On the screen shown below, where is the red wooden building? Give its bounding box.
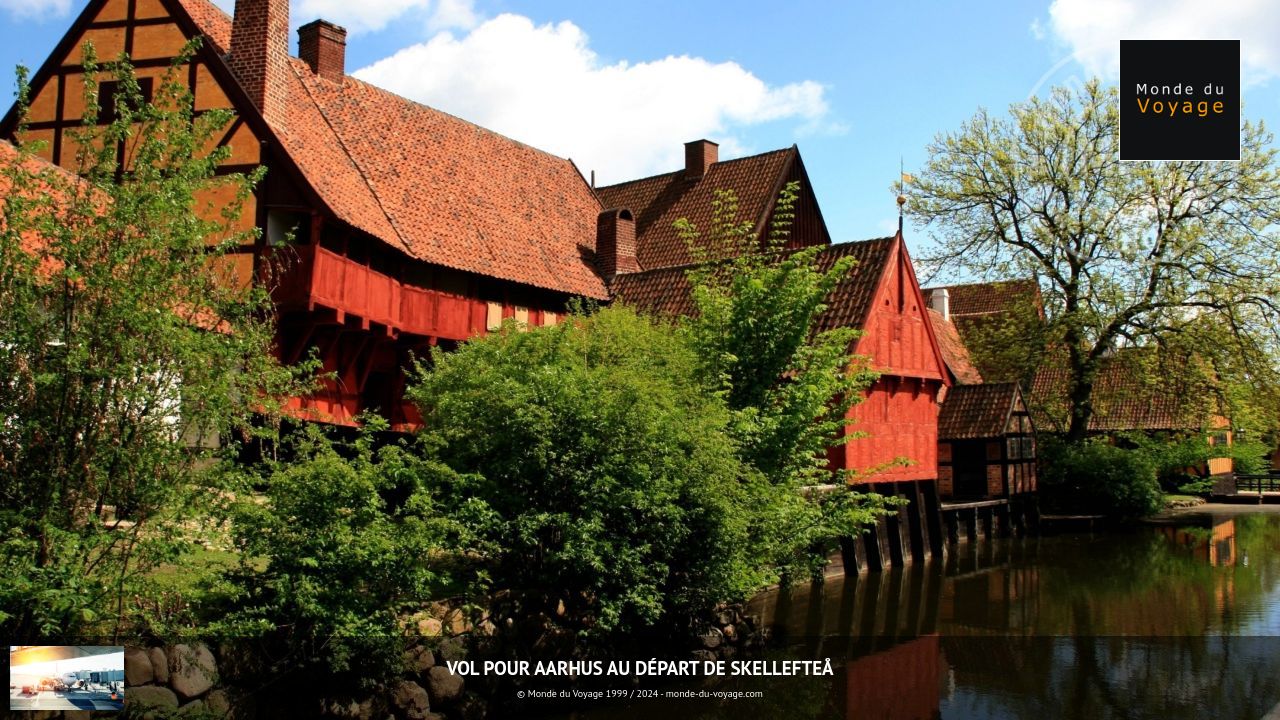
[2,0,610,429]
[6,0,964,562]
[598,144,951,486]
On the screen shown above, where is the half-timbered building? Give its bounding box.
[5,0,993,567]
[1,0,609,429]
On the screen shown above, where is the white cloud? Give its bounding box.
[1029,18,1046,42]
[1045,0,1280,85]
[354,13,832,185]
[0,0,71,20]
[426,0,478,32]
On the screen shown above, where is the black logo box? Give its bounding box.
[1120,39,1240,161]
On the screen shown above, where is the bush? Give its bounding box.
[1039,439,1163,518]
[1229,440,1272,475]
[216,424,452,682]
[407,306,759,642]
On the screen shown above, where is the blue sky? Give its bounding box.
[2,0,1277,277]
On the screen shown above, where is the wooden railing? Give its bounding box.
[1235,473,1280,493]
[269,244,480,340]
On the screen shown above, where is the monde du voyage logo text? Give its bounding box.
[1120,40,1240,161]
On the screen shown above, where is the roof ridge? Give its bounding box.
[829,236,897,248]
[596,147,794,191]
[924,277,1038,291]
[288,60,413,256]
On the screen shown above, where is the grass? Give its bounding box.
[1162,494,1205,508]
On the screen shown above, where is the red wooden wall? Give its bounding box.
[837,237,948,483]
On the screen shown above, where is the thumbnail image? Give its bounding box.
[9,646,124,712]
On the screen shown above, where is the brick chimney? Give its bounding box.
[684,139,718,178]
[298,20,347,82]
[229,0,290,128]
[597,209,639,279]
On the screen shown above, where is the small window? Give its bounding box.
[267,210,310,246]
[97,78,153,124]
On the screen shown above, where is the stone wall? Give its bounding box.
[124,643,230,716]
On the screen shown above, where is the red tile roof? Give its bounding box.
[0,140,94,258]
[1028,354,1214,433]
[928,308,983,385]
[596,148,795,270]
[938,383,1021,440]
[177,0,232,53]
[923,279,1042,318]
[175,0,608,299]
[612,237,898,336]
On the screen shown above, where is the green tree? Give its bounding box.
[677,181,892,580]
[406,306,760,642]
[216,423,451,681]
[0,45,299,639]
[906,80,1280,443]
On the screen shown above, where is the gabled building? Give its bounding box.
[598,146,951,485]
[2,0,608,428]
[936,383,1036,501]
[6,0,966,511]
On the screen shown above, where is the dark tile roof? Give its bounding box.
[923,279,1041,317]
[596,149,794,270]
[928,308,983,385]
[938,383,1020,440]
[1028,354,1213,433]
[176,0,608,299]
[810,238,897,333]
[612,238,898,334]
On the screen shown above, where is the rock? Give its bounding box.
[391,680,432,719]
[404,645,436,674]
[426,666,464,704]
[205,689,231,716]
[125,646,154,686]
[167,643,218,700]
[177,699,206,716]
[436,637,466,663]
[64,712,91,720]
[418,618,444,637]
[127,685,180,712]
[699,627,724,649]
[149,647,170,684]
[691,650,716,663]
[322,698,360,718]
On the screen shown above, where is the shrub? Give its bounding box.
[1039,439,1163,518]
[1229,440,1272,475]
[216,424,452,682]
[407,306,759,643]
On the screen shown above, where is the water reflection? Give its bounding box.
[560,514,1280,719]
[740,512,1280,719]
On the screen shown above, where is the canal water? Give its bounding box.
[570,510,1280,719]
